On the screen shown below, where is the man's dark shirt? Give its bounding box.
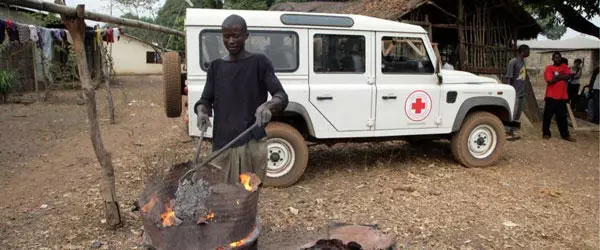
[195,53,288,151]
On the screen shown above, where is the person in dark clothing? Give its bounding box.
[194,14,289,184]
[504,44,530,141]
[585,66,599,124]
[542,52,576,142]
[568,58,583,111]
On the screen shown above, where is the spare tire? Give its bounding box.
[163,52,182,118]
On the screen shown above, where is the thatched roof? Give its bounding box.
[270,0,541,39]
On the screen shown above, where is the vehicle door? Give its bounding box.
[374,33,441,130]
[309,30,375,132]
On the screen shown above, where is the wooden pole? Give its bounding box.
[3,0,184,37]
[458,0,465,70]
[59,4,122,228]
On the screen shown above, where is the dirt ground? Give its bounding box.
[0,76,598,249]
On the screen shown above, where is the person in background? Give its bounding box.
[568,58,583,111]
[542,52,576,142]
[504,44,530,140]
[585,66,599,124]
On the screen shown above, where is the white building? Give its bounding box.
[110,34,165,75]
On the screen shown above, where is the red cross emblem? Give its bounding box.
[404,90,432,122]
[411,98,426,114]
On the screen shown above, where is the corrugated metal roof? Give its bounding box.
[518,36,600,51]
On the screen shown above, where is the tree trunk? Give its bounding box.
[60,4,122,228]
[100,45,116,124]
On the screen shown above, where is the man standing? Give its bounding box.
[568,58,583,111]
[542,52,576,142]
[504,44,530,140]
[194,14,289,183]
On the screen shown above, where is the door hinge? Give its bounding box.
[367,118,375,127]
[435,116,442,125]
[366,76,375,85]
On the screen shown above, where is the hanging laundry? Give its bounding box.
[95,27,102,49]
[16,23,30,42]
[52,28,63,43]
[112,27,120,41]
[6,20,19,42]
[0,20,6,44]
[29,25,39,42]
[105,28,114,44]
[38,27,54,61]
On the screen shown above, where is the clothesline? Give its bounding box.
[0,18,125,56]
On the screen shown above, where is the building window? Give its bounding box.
[146,51,162,64]
[381,37,434,74]
[200,30,299,72]
[313,34,365,73]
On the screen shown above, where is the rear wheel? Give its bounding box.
[451,111,505,168]
[163,52,182,118]
[264,122,308,187]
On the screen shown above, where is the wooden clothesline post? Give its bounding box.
[58,3,122,227]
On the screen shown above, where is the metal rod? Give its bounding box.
[180,123,259,182]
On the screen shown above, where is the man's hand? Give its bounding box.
[195,105,211,132]
[255,102,272,128]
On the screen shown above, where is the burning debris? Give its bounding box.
[137,161,261,250]
[173,178,211,223]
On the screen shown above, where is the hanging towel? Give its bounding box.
[29,25,38,42]
[0,20,6,44]
[38,27,54,61]
[16,23,30,42]
[6,20,19,42]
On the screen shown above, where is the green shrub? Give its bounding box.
[0,70,16,103]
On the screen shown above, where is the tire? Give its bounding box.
[264,122,309,187]
[163,52,182,118]
[451,111,505,168]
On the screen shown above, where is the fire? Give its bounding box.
[239,173,260,192]
[229,237,247,248]
[206,212,215,220]
[141,195,158,213]
[239,174,253,191]
[198,212,216,224]
[161,204,176,227]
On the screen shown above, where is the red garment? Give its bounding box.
[106,28,114,44]
[544,64,571,100]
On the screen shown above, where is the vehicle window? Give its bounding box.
[313,34,365,73]
[200,31,298,72]
[381,37,434,74]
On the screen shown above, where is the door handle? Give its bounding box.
[317,96,333,101]
[382,95,397,100]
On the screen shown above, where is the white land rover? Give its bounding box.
[163,9,517,187]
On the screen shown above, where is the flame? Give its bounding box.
[161,204,176,227]
[206,212,215,220]
[141,195,158,213]
[239,173,253,191]
[229,238,247,248]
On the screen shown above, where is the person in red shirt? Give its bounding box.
[542,52,576,142]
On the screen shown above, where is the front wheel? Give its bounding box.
[264,122,308,187]
[451,111,505,168]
